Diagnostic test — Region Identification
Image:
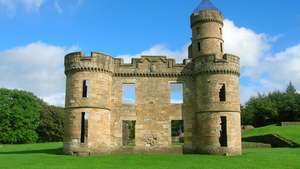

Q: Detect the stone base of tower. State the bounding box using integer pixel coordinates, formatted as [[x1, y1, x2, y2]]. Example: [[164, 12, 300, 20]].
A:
[[63, 108, 113, 156], [193, 112, 242, 156]]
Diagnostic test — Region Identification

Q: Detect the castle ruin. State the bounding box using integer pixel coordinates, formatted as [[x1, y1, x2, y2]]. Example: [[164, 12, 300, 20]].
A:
[[64, 0, 242, 156]]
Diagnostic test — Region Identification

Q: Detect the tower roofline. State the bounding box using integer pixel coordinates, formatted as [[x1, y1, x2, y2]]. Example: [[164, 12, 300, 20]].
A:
[[193, 0, 221, 13]]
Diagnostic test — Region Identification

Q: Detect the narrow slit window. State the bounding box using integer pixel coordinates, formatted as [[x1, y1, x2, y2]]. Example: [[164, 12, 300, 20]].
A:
[[219, 116, 228, 147], [220, 42, 223, 53], [122, 84, 136, 104], [171, 120, 184, 144], [219, 84, 226, 102], [82, 80, 89, 98], [197, 42, 201, 52], [122, 120, 136, 146], [219, 28, 222, 35], [80, 112, 89, 143], [170, 83, 183, 104]]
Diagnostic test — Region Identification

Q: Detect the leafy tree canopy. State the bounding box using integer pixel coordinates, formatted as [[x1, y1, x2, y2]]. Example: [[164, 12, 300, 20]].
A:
[[0, 88, 41, 144], [36, 100, 64, 142], [242, 82, 300, 127]]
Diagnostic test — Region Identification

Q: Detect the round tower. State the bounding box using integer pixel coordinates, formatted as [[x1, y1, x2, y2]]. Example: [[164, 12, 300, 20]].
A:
[[64, 52, 114, 155], [190, 0, 224, 59], [191, 0, 242, 155]]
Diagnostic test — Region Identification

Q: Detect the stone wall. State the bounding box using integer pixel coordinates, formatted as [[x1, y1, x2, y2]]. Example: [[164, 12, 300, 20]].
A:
[[64, 4, 242, 156], [64, 51, 241, 155]]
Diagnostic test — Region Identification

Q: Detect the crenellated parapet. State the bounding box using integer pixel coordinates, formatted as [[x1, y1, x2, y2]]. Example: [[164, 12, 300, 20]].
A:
[[64, 52, 115, 75], [194, 54, 240, 76], [64, 51, 240, 77], [114, 56, 193, 77], [191, 10, 224, 27], [65, 52, 194, 77], [64, 51, 239, 77]]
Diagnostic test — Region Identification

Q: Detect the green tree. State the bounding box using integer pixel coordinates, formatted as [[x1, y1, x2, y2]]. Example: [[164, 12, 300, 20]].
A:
[[241, 105, 254, 125], [286, 81, 297, 94], [242, 82, 300, 126], [279, 82, 300, 121], [0, 88, 41, 144], [243, 94, 278, 127], [36, 101, 64, 142]]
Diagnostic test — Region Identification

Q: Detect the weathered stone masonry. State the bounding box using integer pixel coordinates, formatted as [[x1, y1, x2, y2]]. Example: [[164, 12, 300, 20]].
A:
[[64, 0, 242, 156]]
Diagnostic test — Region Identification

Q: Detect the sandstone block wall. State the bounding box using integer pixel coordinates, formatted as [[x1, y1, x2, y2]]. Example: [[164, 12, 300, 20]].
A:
[[64, 3, 242, 156], [63, 52, 241, 155]]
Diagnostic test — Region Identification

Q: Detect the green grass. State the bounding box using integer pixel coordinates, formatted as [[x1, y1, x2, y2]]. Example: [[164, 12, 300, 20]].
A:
[[243, 125, 300, 144], [0, 143, 300, 169]]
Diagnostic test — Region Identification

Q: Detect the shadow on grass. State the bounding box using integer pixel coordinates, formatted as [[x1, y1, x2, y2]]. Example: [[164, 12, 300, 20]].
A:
[[0, 148, 64, 155]]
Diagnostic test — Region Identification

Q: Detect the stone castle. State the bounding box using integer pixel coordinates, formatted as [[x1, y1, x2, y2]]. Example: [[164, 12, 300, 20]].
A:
[[64, 0, 242, 156]]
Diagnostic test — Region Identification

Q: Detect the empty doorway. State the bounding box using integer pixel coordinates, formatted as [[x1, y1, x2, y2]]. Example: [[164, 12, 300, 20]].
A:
[[122, 120, 136, 146]]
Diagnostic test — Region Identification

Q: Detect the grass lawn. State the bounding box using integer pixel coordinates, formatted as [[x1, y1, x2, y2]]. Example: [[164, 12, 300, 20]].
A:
[[0, 143, 300, 169], [243, 125, 300, 144]]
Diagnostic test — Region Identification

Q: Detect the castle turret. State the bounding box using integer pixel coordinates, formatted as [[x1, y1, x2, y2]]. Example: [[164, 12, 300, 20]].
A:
[[64, 52, 114, 155], [190, 0, 224, 59], [191, 0, 242, 155]]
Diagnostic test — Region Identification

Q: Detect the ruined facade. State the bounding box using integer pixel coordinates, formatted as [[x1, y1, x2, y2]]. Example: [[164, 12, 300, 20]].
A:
[[64, 0, 242, 156]]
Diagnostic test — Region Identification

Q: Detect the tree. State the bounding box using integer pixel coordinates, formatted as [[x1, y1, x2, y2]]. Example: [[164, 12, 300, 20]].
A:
[[244, 94, 278, 127], [0, 88, 41, 144], [279, 82, 300, 121], [36, 101, 64, 142], [241, 105, 254, 125], [286, 81, 297, 94], [241, 82, 300, 127]]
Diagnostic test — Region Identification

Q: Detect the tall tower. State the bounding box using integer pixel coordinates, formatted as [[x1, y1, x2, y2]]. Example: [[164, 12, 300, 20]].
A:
[[190, 0, 242, 155], [64, 52, 114, 155], [190, 0, 224, 59]]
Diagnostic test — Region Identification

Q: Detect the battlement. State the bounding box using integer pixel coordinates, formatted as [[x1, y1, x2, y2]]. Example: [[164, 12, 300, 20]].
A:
[[65, 51, 114, 62], [191, 10, 224, 27], [113, 55, 193, 76], [222, 54, 240, 64], [64, 51, 239, 76], [195, 53, 239, 64], [114, 55, 188, 67], [64, 51, 115, 74], [194, 53, 240, 75], [65, 52, 193, 76]]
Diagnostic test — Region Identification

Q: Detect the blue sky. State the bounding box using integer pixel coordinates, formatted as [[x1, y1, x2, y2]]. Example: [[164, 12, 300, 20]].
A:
[[0, 0, 299, 106], [0, 0, 299, 54]]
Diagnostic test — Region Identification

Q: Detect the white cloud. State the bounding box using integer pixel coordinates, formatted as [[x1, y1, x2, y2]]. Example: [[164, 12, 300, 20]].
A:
[[223, 19, 271, 67], [0, 42, 79, 106], [0, 0, 44, 16], [223, 20, 300, 104], [222, 20, 300, 103], [264, 44, 300, 85], [247, 44, 300, 99]]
